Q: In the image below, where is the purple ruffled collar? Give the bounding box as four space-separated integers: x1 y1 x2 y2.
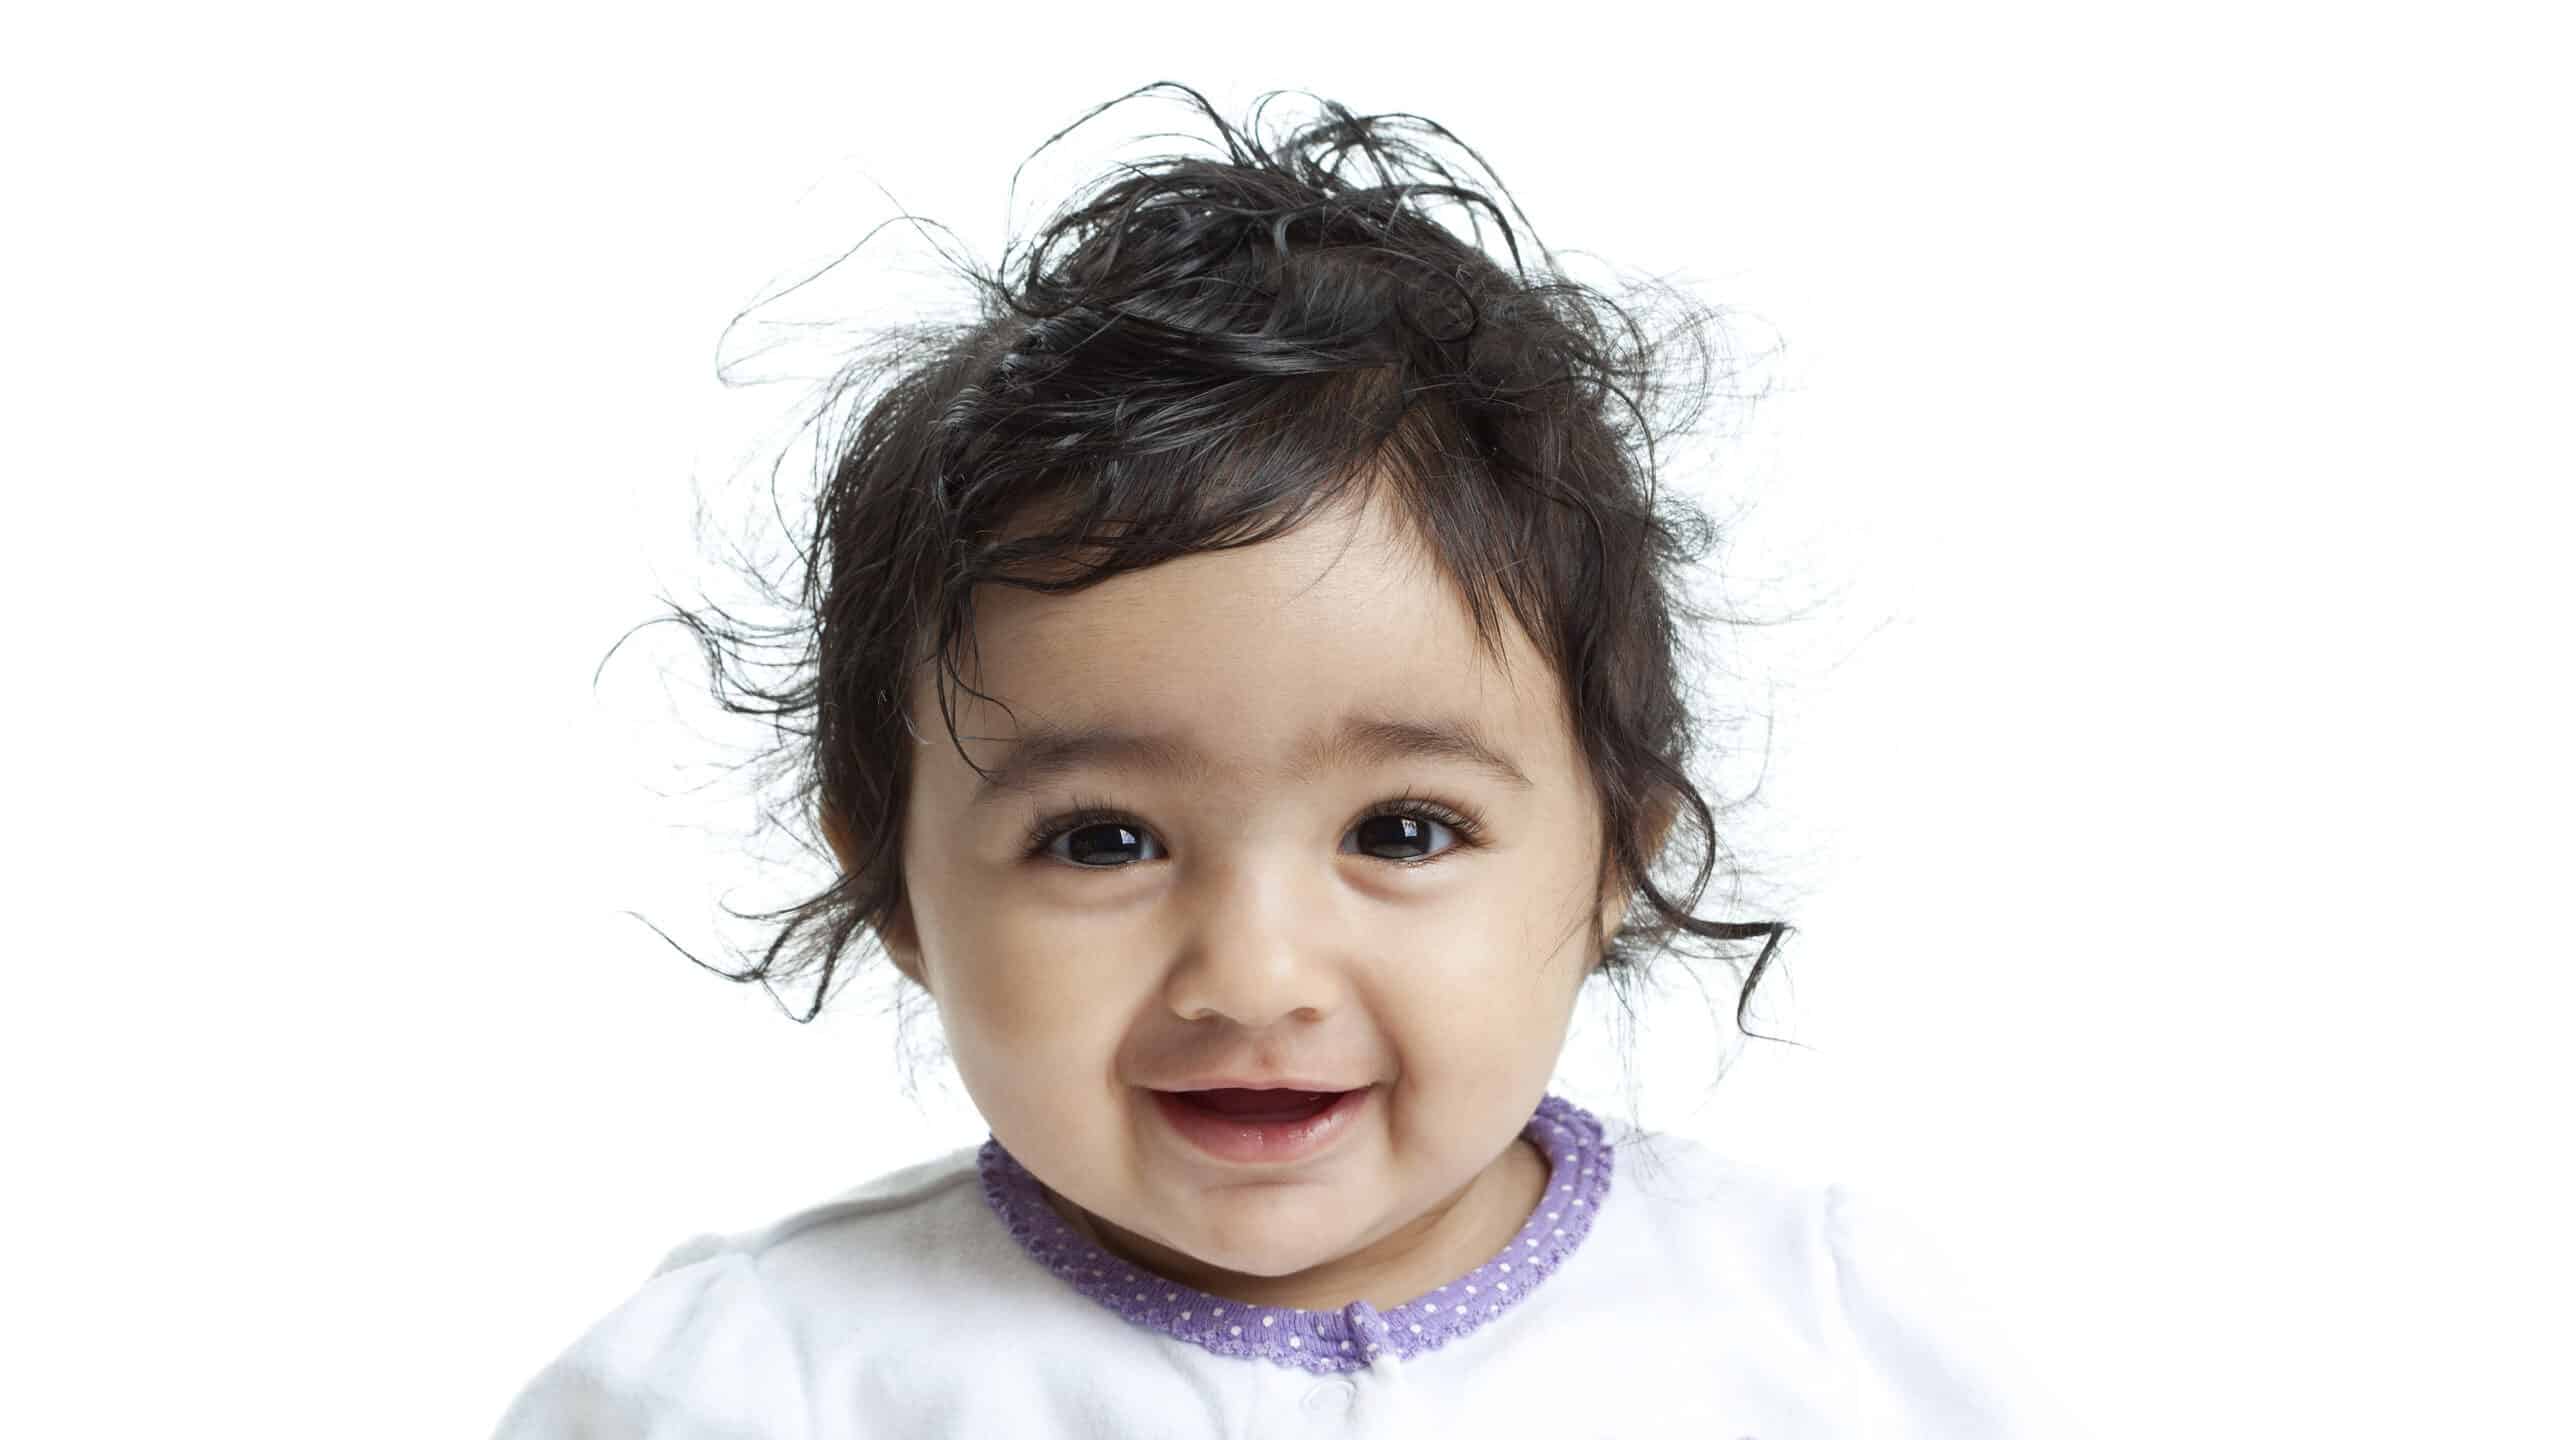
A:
977 1092 1614 1374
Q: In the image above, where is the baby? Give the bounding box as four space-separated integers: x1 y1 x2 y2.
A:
495 82 2063 1438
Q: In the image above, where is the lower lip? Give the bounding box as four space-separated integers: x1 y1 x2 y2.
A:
1150 1085 1372 1165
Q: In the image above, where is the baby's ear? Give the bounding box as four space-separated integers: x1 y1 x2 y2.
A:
876 899 930 993
1596 790 1678 949
819 801 861 875
821 802 932 993
1634 788 1678 867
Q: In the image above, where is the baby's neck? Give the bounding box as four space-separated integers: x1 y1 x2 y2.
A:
1041 1137 1552 1312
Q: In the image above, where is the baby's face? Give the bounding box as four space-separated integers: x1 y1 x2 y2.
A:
881 487 1612 1292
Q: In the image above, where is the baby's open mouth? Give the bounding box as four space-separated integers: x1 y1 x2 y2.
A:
1148 1085 1375 1164
1163 1088 1350 1123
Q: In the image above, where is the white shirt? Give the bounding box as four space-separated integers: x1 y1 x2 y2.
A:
492 1097 2071 1438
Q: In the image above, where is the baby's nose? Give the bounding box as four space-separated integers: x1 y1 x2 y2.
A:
1162 867 1346 1027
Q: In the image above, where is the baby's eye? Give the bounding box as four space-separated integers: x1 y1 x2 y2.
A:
1030 804 1479 870
1340 812 1461 863
1045 821 1163 868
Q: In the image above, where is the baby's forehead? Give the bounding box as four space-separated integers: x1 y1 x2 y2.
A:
975 483 1510 635
936 703 1547 806
917 481 1569 761
961 556 1532 707
928 630 1541 751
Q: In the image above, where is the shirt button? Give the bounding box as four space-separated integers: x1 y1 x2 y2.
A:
1300 1378 1358 1419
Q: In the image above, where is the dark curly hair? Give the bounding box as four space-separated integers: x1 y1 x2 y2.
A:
615 82 1790 1069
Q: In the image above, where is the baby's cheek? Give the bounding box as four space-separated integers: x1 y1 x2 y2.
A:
1398 941 1581 1094
943 983 1081 1090
937 948 1133 1107
941 1020 1103 1178
1407 931 1574 1043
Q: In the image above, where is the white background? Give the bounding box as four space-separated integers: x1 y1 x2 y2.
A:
6 3 2552 1436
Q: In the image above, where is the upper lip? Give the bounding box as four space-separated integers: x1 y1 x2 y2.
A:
1152 1079 1370 1094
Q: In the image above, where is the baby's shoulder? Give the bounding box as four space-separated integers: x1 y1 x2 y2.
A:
1590 1113 1840 1249
491 1146 994 1438
1593 1119 1990 1298
1583 1115 2083 1435
688 1144 982 1254
659 1143 1001 1306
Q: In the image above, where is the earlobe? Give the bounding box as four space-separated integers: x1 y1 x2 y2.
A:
880 898 931 993
820 802 861 875
1589 792 1673 966
1594 887 1630 967
822 801 931 993
1636 789 1678 868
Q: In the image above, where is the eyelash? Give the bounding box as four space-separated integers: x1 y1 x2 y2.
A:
1020 788 1489 871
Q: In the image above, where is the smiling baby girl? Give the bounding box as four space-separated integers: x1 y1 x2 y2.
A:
493 82 2068 1439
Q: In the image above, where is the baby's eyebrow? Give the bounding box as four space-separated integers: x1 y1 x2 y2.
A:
966 711 1535 806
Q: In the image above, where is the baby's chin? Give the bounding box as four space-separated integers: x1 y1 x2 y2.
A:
1174 1230 1354 1282
1083 1192 1372 1293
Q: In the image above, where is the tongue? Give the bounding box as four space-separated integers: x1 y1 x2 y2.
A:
1181 1088 1337 1120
